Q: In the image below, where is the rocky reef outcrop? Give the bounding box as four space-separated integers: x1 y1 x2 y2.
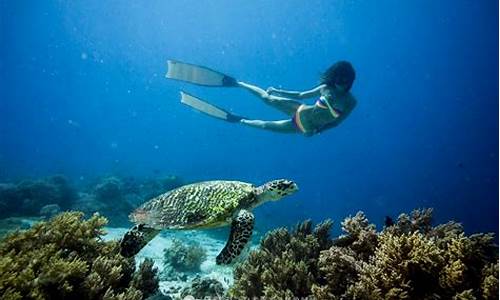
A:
0 175 77 219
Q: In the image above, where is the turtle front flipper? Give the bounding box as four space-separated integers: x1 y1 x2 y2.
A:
119 224 161 257
216 209 255 265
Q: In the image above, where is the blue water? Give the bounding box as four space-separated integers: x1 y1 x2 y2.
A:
1 1 498 235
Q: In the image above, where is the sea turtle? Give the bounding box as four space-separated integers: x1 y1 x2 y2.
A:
119 179 298 264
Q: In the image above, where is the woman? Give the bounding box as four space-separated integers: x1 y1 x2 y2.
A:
167 60 356 136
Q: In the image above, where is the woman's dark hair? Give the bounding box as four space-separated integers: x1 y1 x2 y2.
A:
320 61 356 92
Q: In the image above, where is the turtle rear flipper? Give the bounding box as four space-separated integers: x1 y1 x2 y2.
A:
216 209 255 265
120 224 160 257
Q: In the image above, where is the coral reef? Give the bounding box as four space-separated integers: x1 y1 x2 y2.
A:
0 175 77 218
0 212 159 300
0 217 33 240
131 258 160 299
230 209 499 300
0 174 184 227
94 176 124 202
39 204 61 219
92 176 134 227
231 219 333 299
163 238 207 273
180 276 225 299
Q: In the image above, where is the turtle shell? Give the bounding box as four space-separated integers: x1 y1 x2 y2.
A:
129 180 255 229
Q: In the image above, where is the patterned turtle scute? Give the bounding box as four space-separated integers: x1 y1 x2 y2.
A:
133 181 255 229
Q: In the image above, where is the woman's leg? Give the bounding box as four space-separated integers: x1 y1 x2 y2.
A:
240 119 298 134
237 81 301 116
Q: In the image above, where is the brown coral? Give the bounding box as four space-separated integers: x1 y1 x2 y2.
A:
347 231 445 299
230 219 333 299
0 212 159 300
481 262 499 299
337 211 378 260
230 209 498 300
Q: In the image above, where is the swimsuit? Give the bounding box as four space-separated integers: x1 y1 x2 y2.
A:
292 96 343 134
317 96 342 117
292 104 308 133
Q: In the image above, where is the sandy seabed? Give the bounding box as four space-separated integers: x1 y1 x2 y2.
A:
104 227 238 297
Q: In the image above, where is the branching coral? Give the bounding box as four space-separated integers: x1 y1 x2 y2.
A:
163 238 207 273
230 209 498 300
0 212 159 300
131 258 159 299
337 211 378 260
315 246 361 297
230 219 333 299
481 262 499 299
386 208 434 236
347 231 445 299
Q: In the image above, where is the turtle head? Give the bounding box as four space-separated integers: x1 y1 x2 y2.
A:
256 179 298 203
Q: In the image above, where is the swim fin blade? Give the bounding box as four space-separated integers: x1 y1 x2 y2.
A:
166 60 238 87
180 91 243 123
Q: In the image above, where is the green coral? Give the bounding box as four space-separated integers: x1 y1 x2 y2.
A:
0 212 159 300
163 238 207 273
230 209 498 300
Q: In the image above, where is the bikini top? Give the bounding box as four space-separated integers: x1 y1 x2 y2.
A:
315 95 342 118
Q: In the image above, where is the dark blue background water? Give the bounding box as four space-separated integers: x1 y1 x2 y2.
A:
1 1 498 234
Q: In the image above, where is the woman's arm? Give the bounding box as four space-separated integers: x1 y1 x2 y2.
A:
267 84 326 99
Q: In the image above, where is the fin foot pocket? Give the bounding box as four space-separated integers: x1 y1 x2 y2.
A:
222 75 238 87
